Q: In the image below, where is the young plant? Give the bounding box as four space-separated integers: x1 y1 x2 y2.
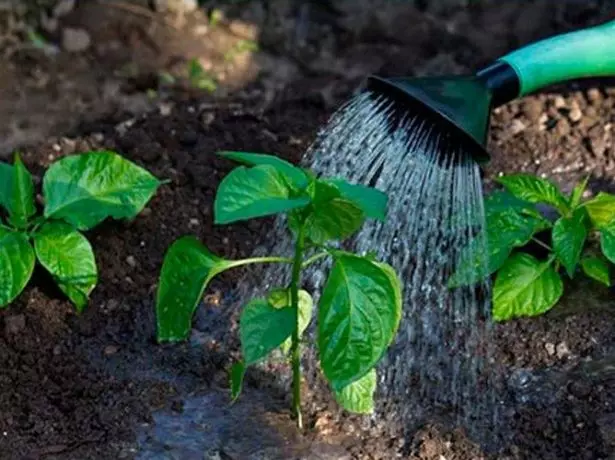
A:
156 151 402 427
450 173 615 321
187 58 217 92
0 150 162 311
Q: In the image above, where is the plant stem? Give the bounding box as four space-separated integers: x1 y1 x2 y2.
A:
531 237 552 252
302 251 328 268
225 256 293 270
290 226 306 429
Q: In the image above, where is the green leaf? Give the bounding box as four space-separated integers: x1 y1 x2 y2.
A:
569 176 589 209
449 237 506 288
580 256 610 286
492 253 563 321
325 179 387 221
449 201 550 287
214 165 310 225
33 222 97 311
600 220 615 265
0 227 35 306
583 192 615 228
484 190 543 219
8 153 36 229
333 368 376 414
497 174 569 215
240 298 295 364
43 150 161 230
156 236 233 342
291 180 365 244
552 209 587 278
318 255 402 390
230 361 245 402
267 288 314 355
304 197 364 244
0 161 12 213
217 151 309 191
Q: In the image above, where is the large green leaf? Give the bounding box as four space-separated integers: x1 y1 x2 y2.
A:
449 203 550 287
289 180 365 244
268 288 314 355
492 253 563 321
304 197 364 244
325 179 387 221
580 256 610 286
449 237 506 288
43 150 161 230
156 236 233 342
0 161 12 213
583 192 615 229
333 368 376 414
600 220 615 265
240 298 295 364
33 222 97 311
318 255 402 390
0 227 35 307
552 209 587 278
214 165 310 225
484 190 543 219
497 174 569 215
8 153 36 229
217 151 309 191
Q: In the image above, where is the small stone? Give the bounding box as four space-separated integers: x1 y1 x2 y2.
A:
569 101 582 123
189 218 200 227
521 99 542 122
587 88 602 105
545 342 556 356
509 118 527 135
62 27 91 53
104 345 119 356
556 342 570 359
158 102 173 116
555 118 571 136
140 207 152 217
53 345 62 356
52 0 75 18
4 314 25 335
126 256 137 267
553 95 566 109
228 20 258 40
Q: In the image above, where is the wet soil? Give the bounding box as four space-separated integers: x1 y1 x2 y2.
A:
1 1 615 459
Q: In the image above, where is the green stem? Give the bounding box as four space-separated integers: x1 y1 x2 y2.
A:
302 252 329 269
225 256 293 270
531 237 552 252
290 226 306 429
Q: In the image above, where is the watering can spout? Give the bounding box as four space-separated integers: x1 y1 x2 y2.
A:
366 75 494 164
367 18 615 165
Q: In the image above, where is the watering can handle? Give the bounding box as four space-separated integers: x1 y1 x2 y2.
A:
495 19 615 98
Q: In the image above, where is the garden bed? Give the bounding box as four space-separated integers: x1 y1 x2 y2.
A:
1 1 615 459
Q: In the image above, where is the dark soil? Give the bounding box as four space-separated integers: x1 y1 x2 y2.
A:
1 1 615 459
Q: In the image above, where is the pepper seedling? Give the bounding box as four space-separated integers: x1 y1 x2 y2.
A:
0 150 162 310
156 151 402 427
450 173 615 321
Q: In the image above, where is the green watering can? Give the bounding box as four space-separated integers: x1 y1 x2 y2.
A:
367 18 615 164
